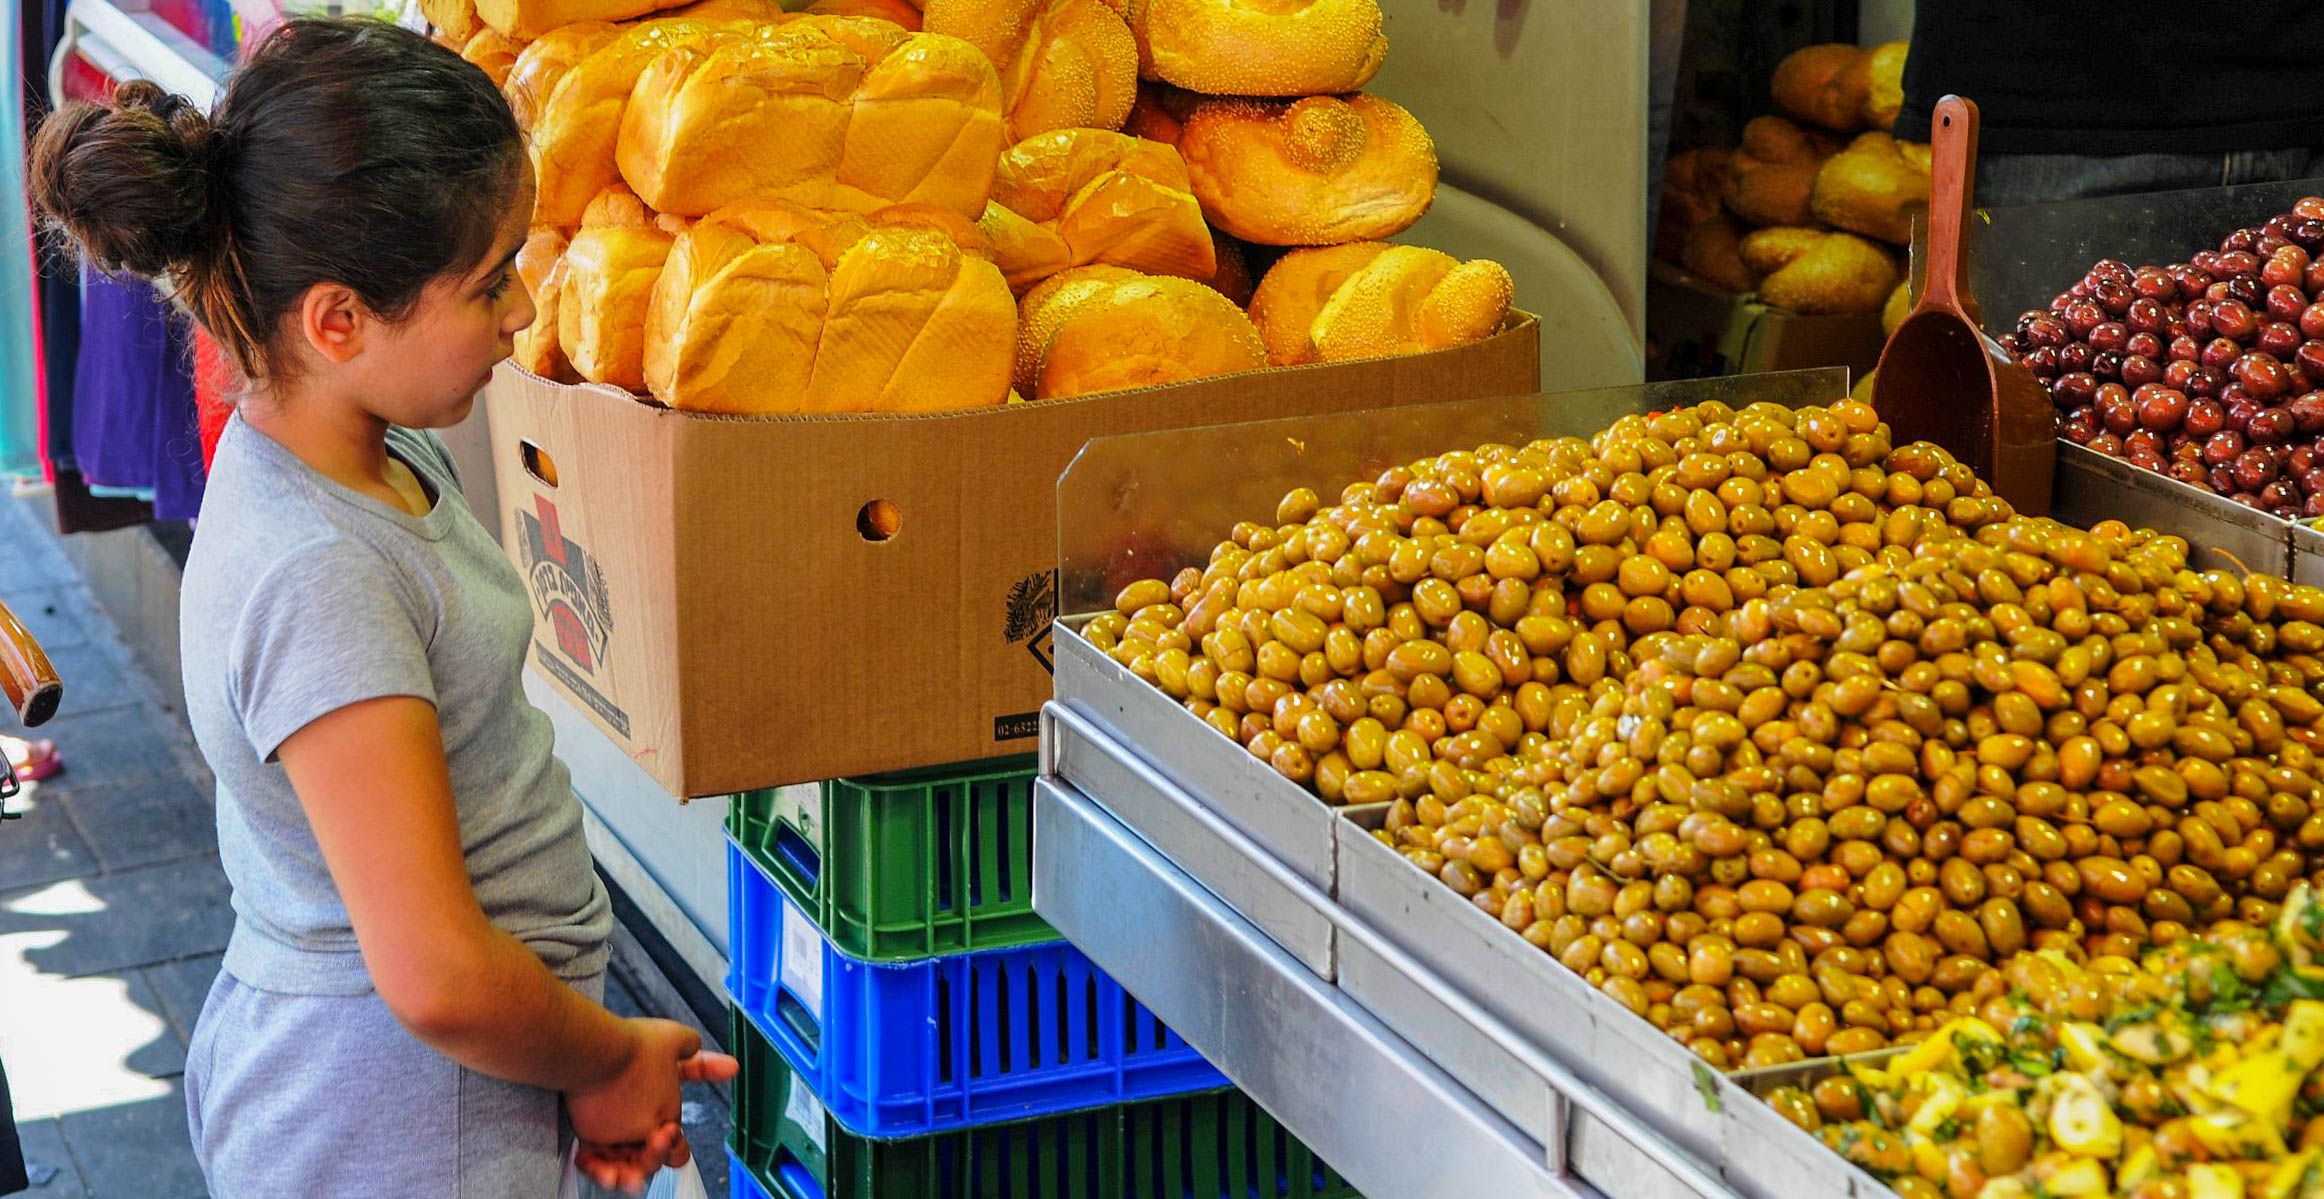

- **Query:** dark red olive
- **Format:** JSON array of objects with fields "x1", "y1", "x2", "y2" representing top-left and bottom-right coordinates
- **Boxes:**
[
  {"x1": 2213, "y1": 300, "x2": 2259, "y2": 341},
  {"x1": 2291, "y1": 445, "x2": 2320, "y2": 476},
  {"x1": 2052, "y1": 371, "x2": 2100, "y2": 407},
  {"x1": 2172, "y1": 460, "x2": 2211, "y2": 487},
  {"x1": 2204, "y1": 337, "x2": 2246, "y2": 369},
  {"x1": 2186, "y1": 399, "x2": 2228, "y2": 437},
  {"x1": 2204, "y1": 430, "x2": 2247, "y2": 465},
  {"x1": 2064, "y1": 299, "x2": 2106, "y2": 336},
  {"x1": 2306, "y1": 466, "x2": 2324, "y2": 497},
  {"x1": 2021, "y1": 346, "x2": 2061, "y2": 378},
  {"x1": 2135, "y1": 386, "x2": 2189, "y2": 432},
  {"x1": 2091, "y1": 432, "x2": 2126, "y2": 457},
  {"x1": 2264, "y1": 322, "x2": 2307, "y2": 358},
  {"x1": 2134, "y1": 268, "x2": 2177, "y2": 300},
  {"x1": 2268, "y1": 248, "x2": 2314, "y2": 289},
  {"x1": 2236, "y1": 352, "x2": 2294, "y2": 400},
  {"x1": 2187, "y1": 299, "x2": 2217, "y2": 338},
  {"x1": 2126, "y1": 331, "x2": 2165, "y2": 360},
  {"x1": 2121, "y1": 354, "x2": 2162, "y2": 387},
  {"x1": 2087, "y1": 322, "x2": 2129, "y2": 352},
  {"x1": 2061, "y1": 342, "x2": 2098, "y2": 373},
  {"x1": 2092, "y1": 350, "x2": 2125, "y2": 379},
  {"x1": 2226, "y1": 390, "x2": 2260, "y2": 419},
  {"x1": 2250, "y1": 407, "x2": 2297, "y2": 444},
  {"x1": 2094, "y1": 281, "x2": 2135, "y2": 314},
  {"x1": 2025, "y1": 314, "x2": 2069, "y2": 347},
  {"x1": 2187, "y1": 366, "x2": 2225, "y2": 397},
  {"x1": 2236, "y1": 447, "x2": 2282, "y2": 491},
  {"x1": 2061, "y1": 412, "x2": 2098, "y2": 443},
  {"x1": 2229, "y1": 276, "x2": 2268, "y2": 308},
  {"x1": 2211, "y1": 466, "x2": 2240, "y2": 494},
  {"x1": 2271, "y1": 284, "x2": 2312, "y2": 320},
  {"x1": 2290, "y1": 391, "x2": 2324, "y2": 434},
  {"x1": 2298, "y1": 217, "x2": 2324, "y2": 249},
  {"x1": 2177, "y1": 264, "x2": 2218, "y2": 299},
  {"x1": 2220, "y1": 250, "x2": 2263, "y2": 276},
  {"x1": 2126, "y1": 429, "x2": 2166, "y2": 460}
]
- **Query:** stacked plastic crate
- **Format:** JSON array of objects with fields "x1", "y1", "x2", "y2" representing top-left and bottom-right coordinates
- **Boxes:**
[{"x1": 722, "y1": 757, "x2": 1364, "y2": 1199}]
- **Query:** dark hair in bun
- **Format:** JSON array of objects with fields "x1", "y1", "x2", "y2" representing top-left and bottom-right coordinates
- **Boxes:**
[{"x1": 29, "y1": 17, "x2": 524, "y2": 383}]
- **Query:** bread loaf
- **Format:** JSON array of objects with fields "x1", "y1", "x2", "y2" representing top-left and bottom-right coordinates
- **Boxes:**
[
  {"x1": 513, "y1": 228, "x2": 575, "y2": 381},
  {"x1": 990, "y1": 129, "x2": 1214, "y2": 285},
  {"x1": 1720, "y1": 115, "x2": 1837, "y2": 229},
  {"x1": 530, "y1": 19, "x2": 730, "y2": 227},
  {"x1": 976, "y1": 201, "x2": 1073, "y2": 291},
  {"x1": 460, "y1": 28, "x2": 522, "y2": 85},
  {"x1": 1772, "y1": 41, "x2": 1910, "y2": 133},
  {"x1": 805, "y1": 0, "x2": 922, "y2": 26},
  {"x1": 1742, "y1": 227, "x2": 1898, "y2": 315},
  {"x1": 1250, "y1": 241, "x2": 1509, "y2": 365},
  {"x1": 1016, "y1": 266, "x2": 1265, "y2": 399},
  {"x1": 645, "y1": 204, "x2": 1012, "y2": 412},
  {"x1": 1178, "y1": 94, "x2": 1436, "y2": 246},
  {"x1": 477, "y1": 0, "x2": 692, "y2": 42},
  {"x1": 558, "y1": 188, "x2": 678, "y2": 391},
  {"x1": 503, "y1": 21, "x2": 618, "y2": 133},
  {"x1": 1810, "y1": 131, "x2": 1930, "y2": 245},
  {"x1": 1127, "y1": 0, "x2": 1384, "y2": 97},
  {"x1": 616, "y1": 20, "x2": 1005, "y2": 219},
  {"x1": 423, "y1": 0, "x2": 482, "y2": 45},
  {"x1": 922, "y1": 0, "x2": 1137, "y2": 140}
]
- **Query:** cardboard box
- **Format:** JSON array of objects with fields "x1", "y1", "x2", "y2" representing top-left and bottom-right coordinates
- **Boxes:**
[
  {"x1": 487, "y1": 317, "x2": 1541, "y2": 797},
  {"x1": 1646, "y1": 261, "x2": 1886, "y2": 382}
]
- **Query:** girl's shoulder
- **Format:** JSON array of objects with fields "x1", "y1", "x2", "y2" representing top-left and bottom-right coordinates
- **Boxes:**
[{"x1": 386, "y1": 426, "x2": 464, "y2": 498}]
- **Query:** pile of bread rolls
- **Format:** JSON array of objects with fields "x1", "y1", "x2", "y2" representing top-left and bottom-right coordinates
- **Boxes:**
[
  {"x1": 426, "y1": 0, "x2": 1516, "y2": 415},
  {"x1": 1658, "y1": 40, "x2": 1925, "y2": 317}
]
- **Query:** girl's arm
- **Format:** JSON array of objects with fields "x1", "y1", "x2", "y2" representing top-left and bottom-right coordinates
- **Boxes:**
[{"x1": 276, "y1": 694, "x2": 726, "y2": 1148}]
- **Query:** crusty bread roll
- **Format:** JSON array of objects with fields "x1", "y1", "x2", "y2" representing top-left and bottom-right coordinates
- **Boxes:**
[
  {"x1": 617, "y1": 21, "x2": 1005, "y2": 219},
  {"x1": 923, "y1": 0, "x2": 1137, "y2": 140},
  {"x1": 1179, "y1": 93, "x2": 1436, "y2": 246},
  {"x1": 460, "y1": 28, "x2": 522, "y2": 86},
  {"x1": 1016, "y1": 266, "x2": 1265, "y2": 399},
  {"x1": 1720, "y1": 115, "x2": 1837, "y2": 229},
  {"x1": 805, "y1": 0, "x2": 921, "y2": 26},
  {"x1": 1680, "y1": 214, "x2": 1755, "y2": 294},
  {"x1": 1128, "y1": 0, "x2": 1384, "y2": 97},
  {"x1": 513, "y1": 228, "x2": 575, "y2": 381},
  {"x1": 424, "y1": 0, "x2": 482, "y2": 45},
  {"x1": 531, "y1": 19, "x2": 730, "y2": 227},
  {"x1": 1770, "y1": 43, "x2": 1867, "y2": 133},
  {"x1": 1810, "y1": 131, "x2": 1930, "y2": 245},
  {"x1": 1247, "y1": 240, "x2": 1383, "y2": 365},
  {"x1": 1251, "y1": 242, "x2": 1510, "y2": 365},
  {"x1": 559, "y1": 188, "x2": 678, "y2": 391},
  {"x1": 805, "y1": 226, "x2": 1015, "y2": 411},
  {"x1": 1742, "y1": 227, "x2": 1898, "y2": 315},
  {"x1": 503, "y1": 21, "x2": 618, "y2": 133},
  {"x1": 976, "y1": 201, "x2": 1073, "y2": 291},
  {"x1": 477, "y1": 0, "x2": 691, "y2": 41},
  {"x1": 991, "y1": 129, "x2": 1214, "y2": 284},
  {"x1": 1856, "y1": 41, "x2": 1908, "y2": 132},
  {"x1": 645, "y1": 205, "x2": 1012, "y2": 412}
]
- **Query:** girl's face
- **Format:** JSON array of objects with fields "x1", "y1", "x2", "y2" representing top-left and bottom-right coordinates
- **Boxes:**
[{"x1": 353, "y1": 173, "x2": 537, "y2": 430}]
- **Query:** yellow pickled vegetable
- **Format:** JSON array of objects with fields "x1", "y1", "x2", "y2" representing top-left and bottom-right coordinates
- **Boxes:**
[
  {"x1": 2191, "y1": 1163, "x2": 2248, "y2": 1199},
  {"x1": 2209, "y1": 1051, "x2": 2305, "y2": 1124},
  {"x1": 2046, "y1": 1074, "x2": 2123, "y2": 1158}
]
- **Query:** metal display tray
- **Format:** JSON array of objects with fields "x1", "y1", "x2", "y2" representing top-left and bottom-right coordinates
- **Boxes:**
[
  {"x1": 2292, "y1": 523, "x2": 2324, "y2": 587},
  {"x1": 1035, "y1": 709, "x2": 1885, "y2": 1199},
  {"x1": 2052, "y1": 440, "x2": 2291, "y2": 576}
]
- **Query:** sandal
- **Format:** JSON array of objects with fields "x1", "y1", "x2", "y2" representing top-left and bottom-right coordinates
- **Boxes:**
[{"x1": 3, "y1": 736, "x2": 62, "y2": 783}]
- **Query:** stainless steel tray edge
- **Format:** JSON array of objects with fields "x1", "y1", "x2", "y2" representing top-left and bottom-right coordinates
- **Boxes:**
[
  {"x1": 2291, "y1": 522, "x2": 2324, "y2": 587},
  {"x1": 1030, "y1": 776, "x2": 1575, "y2": 1199},
  {"x1": 2051, "y1": 441, "x2": 2293, "y2": 576},
  {"x1": 1040, "y1": 702, "x2": 1340, "y2": 978}
]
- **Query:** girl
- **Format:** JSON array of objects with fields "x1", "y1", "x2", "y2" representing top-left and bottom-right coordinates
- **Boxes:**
[{"x1": 30, "y1": 18, "x2": 733, "y2": 1195}]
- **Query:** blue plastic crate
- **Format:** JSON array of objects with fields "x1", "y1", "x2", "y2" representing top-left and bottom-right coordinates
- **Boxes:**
[
  {"x1": 731, "y1": 1149, "x2": 774, "y2": 1199},
  {"x1": 726, "y1": 842, "x2": 1228, "y2": 1137}
]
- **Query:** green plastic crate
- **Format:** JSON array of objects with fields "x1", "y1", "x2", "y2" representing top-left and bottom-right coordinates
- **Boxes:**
[
  {"x1": 728, "y1": 1011, "x2": 1362, "y2": 1199},
  {"x1": 726, "y1": 756, "x2": 1053, "y2": 962}
]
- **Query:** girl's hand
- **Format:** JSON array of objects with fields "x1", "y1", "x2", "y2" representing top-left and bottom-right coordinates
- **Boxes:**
[{"x1": 567, "y1": 1019, "x2": 741, "y2": 1188}]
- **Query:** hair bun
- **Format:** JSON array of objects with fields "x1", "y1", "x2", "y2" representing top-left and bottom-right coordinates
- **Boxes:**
[{"x1": 30, "y1": 79, "x2": 227, "y2": 280}]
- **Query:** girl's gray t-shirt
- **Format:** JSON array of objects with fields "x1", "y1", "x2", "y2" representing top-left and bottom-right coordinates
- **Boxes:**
[{"x1": 181, "y1": 415, "x2": 611, "y2": 996}]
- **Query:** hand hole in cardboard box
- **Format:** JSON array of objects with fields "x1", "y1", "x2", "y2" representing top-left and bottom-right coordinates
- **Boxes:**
[
  {"x1": 857, "y1": 500, "x2": 900, "y2": 542},
  {"x1": 520, "y1": 440, "x2": 559, "y2": 488}
]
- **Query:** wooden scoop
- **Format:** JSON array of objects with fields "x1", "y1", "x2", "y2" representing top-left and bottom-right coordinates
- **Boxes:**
[
  {"x1": 0, "y1": 598, "x2": 61, "y2": 728},
  {"x1": 1870, "y1": 95, "x2": 2055, "y2": 516}
]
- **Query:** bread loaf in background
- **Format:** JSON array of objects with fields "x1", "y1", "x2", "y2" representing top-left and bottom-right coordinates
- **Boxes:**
[
  {"x1": 1125, "y1": 0, "x2": 1384, "y2": 97},
  {"x1": 1016, "y1": 266, "x2": 1265, "y2": 399},
  {"x1": 616, "y1": 19, "x2": 1005, "y2": 219},
  {"x1": 1179, "y1": 94, "x2": 1436, "y2": 246},
  {"x1": 989, "y1": 129, "x2": 1214, "y2": 286},
  {"x1": 1250, "y1": 241, "x2": 1511, "y2": 366},
  {"x1": 923, "y1": 0, "x2": 1137, "y2": 140},
  {"x1": 477, "y1": 0, "x2": 692, "y2": 41}
]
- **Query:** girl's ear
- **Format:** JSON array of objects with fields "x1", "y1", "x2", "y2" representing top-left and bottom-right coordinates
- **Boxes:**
[{"x1": 297, "y1": 281, "x2": 369, "y2": 365}]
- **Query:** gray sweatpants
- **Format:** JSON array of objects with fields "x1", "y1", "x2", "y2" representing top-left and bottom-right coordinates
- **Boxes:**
[{"x1": 185, "y1": 968, "x2": 605, "y2": 1198}]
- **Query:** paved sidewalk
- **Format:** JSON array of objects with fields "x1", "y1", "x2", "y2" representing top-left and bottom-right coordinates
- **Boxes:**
[{"x1": 0, "y1": 497, "x2": 728, "y2": 1198}]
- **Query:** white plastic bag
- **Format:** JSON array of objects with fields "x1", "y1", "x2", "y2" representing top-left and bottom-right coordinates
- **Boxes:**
[{"x1": 561, "y1": 1145, "x2": 709, "y2": 1199}]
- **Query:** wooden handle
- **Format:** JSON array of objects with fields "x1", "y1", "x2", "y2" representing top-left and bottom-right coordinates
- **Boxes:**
[
  {"x1": 1920, "y1": 94, "x2": 1981, "y2": 323},
  {"x1": 0, "y1": 598, "x2": 62, "y2": 728}
]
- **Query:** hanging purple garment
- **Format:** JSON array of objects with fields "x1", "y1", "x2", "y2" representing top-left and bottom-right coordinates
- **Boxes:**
[{"x1": 73, "y1": 266, "x2": 206, "y2": 521}]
